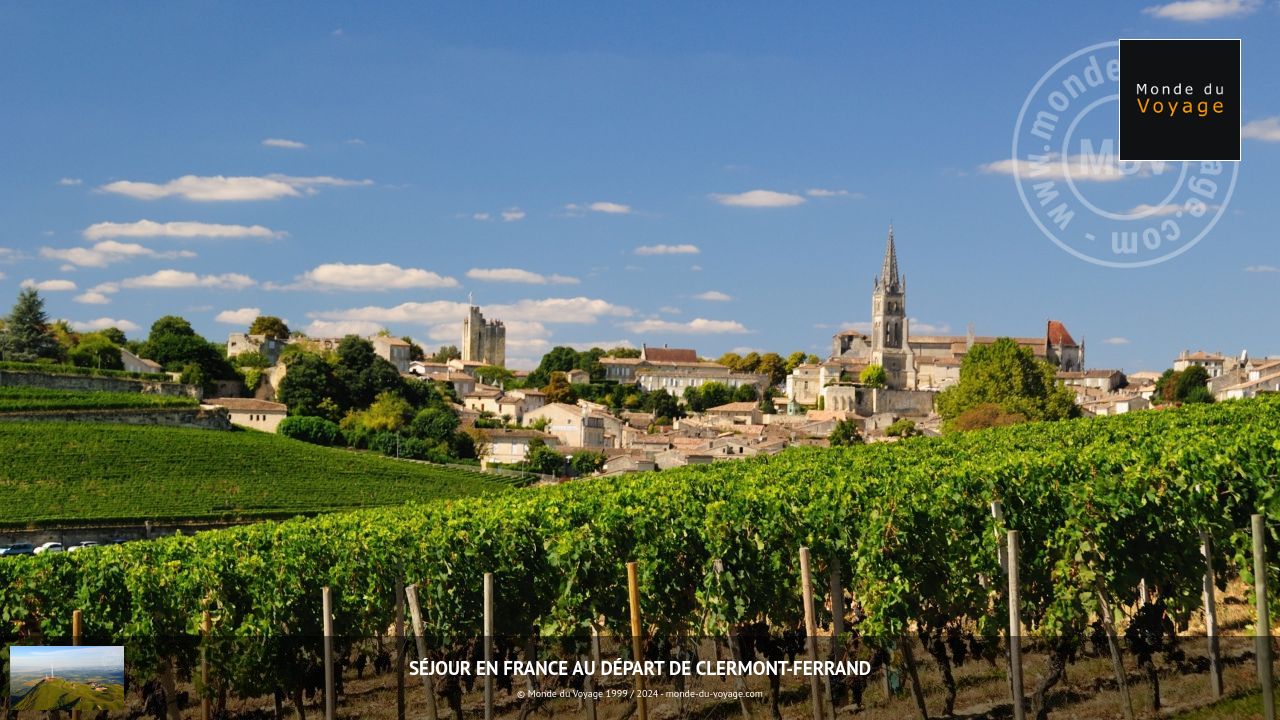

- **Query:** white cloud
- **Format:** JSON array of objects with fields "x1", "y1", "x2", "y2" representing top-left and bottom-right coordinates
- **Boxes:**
[
  {"x1": 0, "y1": 248, "x2": 24, "y2": 263},
  {"x1": 99, "y1": 174, "x2": 372, "y2": 201},
  {"x1": 501, "y1": 207, "x2": 526, "y2": 222},
  {"x1": 635, "y1": 244, "x2": 700, "y2": 256},
  {"x1": 1245, "y1": 265, "x2": 1279, "y2": 273},
  {"x1": 279, "y1": 263, "x2": 459, "y2": 291},
  {"x1": 466, "y1": 268, "x2": 579, "y2": 285},
  {"x1": 1103, "y1": 337, "x2": 1132, "y2": 345},
  {"x1": 310, "y1": 297, "x2": 632, "y2": 327},
  {"x1": 694, "y1": 290, "x2": 732, "y2": 301},
  {"x1": 20, "y1": 278, "x2": 77, "y2": 292},
  {"x1": 472, "y1": 212, "x2": 492, "y2": 221},
  {"x1": 41, "y1": 241, "x2": 197, "y2": 268},
  {"x1": 59, "y1": 177, "x2": 82, "y2": 186},
  {"x1": 215, "y1": 307, "x2": 263, "y2": 325},
  {"x1": 566, "y1": 339, "x2": 635, "y2": 351},
  {"x1": 1242, "y1": 117, "x2": 1280, "y2": 142},
  {"x1": 303, "y1": 319, "x2": 385, "y2": 337},
  {"x1": 73, "y1": 291, "x2": 111, "y2": 305},
  {"x1": 1143, "y1": 0, "x2": 1259, "y2": 21},
  {"x1": 345, "y1": 138, "x2": 366, "y2": 145},
  {"x1": 658, "y1": 306, "x2": 681, "y2": 315},
  {"x1": 589, "y1": 201, "x2": 632, "y2": 215},
  {"x1": 620, "y1": 318, "x2": 749, "y2": 334},
  {"x1": 262, "y1": 138, "x2": 307, "y2": 149},
  {"x1": 980, "y1": 154, "x2": 1171, "y2": 183},
  {"x1": 711, "y1": 189, "x2": 806, "y2": 208},
  {"x1": 122, "y1": 270, "x2": 255, "y2": 290},
  {"x1": 83, "y1": 219, "x2": 282, "y2": 241},
  {"x1": 805, "y1": 188, "x2": 864, "y2": 199},
  {"x1": 69, "y1": 317, "x2": 140, "y2": 332}
]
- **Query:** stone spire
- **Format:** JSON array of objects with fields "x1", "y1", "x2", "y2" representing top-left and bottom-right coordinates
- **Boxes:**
[{"x1": 877, "y1": 224, "x2": 901, "y2": 292}]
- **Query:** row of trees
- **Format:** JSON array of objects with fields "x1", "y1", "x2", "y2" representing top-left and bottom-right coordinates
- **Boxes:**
[{"x1": 715, "y1": 350, "x2": 821, "y2": 386}]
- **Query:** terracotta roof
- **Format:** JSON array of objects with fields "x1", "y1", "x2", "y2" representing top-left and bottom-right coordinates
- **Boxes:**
[
  {"x1": 1046, "y1": 320, "x2": 1076, "y2": 346},
  {"x1": 1180, "y1": 351, "x2": 1226, "y2": 361},
  {"x1": 706, "y1": 402, "x2": 760, "y2": 413},
  {"x1": 208, "y1": 397, "x2": 287, "y2": 412},
  {"x1": 641, "y1": 346, "x2": 699, "y2": 363},
  {"x1": 479, "y1": 428, "x2": 557, "y2": 440}
]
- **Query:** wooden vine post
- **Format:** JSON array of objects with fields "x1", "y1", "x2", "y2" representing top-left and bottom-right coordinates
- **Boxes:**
[
  {"x1": 1254, "y1": 514, "x2": 1275, "y2": 720},
  {"x1": 483, "y1": 572, "x2": 495, "y2": 720},
  {"x1": 395, "y1": 580, "x2": 406, "y2": 720},
  {"x1": 1201, "y1": 531, "x2": 1222, "y2": 699},
  {"x1": 404, "y1": 584, "x2": 439, "y2": 720},
  {"x1": 798, "y1": 547, "x2": 824, "y2": 720},
  {"x1": 1093, "y1": 581, "x2": 1136, "y2": 720},
  {"x1": 323, "y1": 586, "x2": 335, "y2": 720},
  {"x1": 72, "y1": 610, "x2": 83, "y2": 720},
  {"x1": 1006, "y1": 530, "x2": 1025, "y2": 720},
  {"x1": 626, "y1": 561, "x2": 649, "y2": 720},
  {"x1": 201, "y1": 609, "x2": 212, "y2": 720}
]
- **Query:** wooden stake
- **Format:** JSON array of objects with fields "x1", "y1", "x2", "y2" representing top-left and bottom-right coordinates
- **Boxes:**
[
  {"x1": 201, "y1": 610, "x2": 212, "y2": 720},
  {"x1": 798, "y1": 547, "x2": 824, "y2": 720},
  {"x1": 484, "y1": 572, "x2": 495, "y2": 720},
  {"x1": 826, "y1": 559, "x2": 841, "y2": 718},
  {"x1": 1007, "y1": 530, "x2": 1025, "y2": 720},
  {"x1": 323, "y1": 587, "x2": 335, "y2": 720},
  {"x1": 72, "y1": 610, "x2": 82, "y2": 720},
  {"x1": 1094, "y1": 581, "x2": 1136, "y2": 720},
  {"x1": 1254, "y1": 514, "x2": 1275, "y2": 720},
  {"x1": 714, "y1": 559, "x2": 754, "y2": 720},
  {"x1": 627, "y1": 561, "x2": 649, "y2": 720},
  {"x1": 1201, "y1": 531, "x2": 1222, "y2": 699},
  {"x1": 404, "y1": 584, "x2": 439, "y2": 720},
  {"x1": 584, "y1": 624, "x2": 599, "y2": 720},
  {"x1": 900, "y1": 635, "x2": 928, "y2": 720},
  {"x1": 395, "y1": 582, "x2": 406, "y2": 720}
]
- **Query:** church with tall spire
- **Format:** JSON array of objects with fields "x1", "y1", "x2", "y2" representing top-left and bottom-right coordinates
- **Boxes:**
[{"x1": 869, "y1": 225, "x2": 916, "y2": 389}]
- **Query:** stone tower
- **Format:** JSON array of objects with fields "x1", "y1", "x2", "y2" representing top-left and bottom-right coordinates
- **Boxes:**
[
  {"x1": 869, "y1": 225, "x2": 914, "y2": 390},
  {"x1": 461, "y1": 303, "x2": 506, "y2": 367}
]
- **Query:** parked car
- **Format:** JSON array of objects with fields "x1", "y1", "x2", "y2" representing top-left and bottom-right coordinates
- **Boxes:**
[
  {"x1": 33, "y1": 542, "x2": 64, "y2": 555},
  {"x1": 68, "y1": 541, "x2": 100, "y2": 553},
  {"x1": 0, "y1": 543, "x2": 35, "y2": 556}
]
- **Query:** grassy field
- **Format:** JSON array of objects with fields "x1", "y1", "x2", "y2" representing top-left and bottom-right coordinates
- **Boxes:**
[
  {"x1": 12, "y1": 677, "x2": 125, "y2": 712},
  {"x1": 0, "y1": 386, "x2": 198, "y2": 412},
  {"x1": 0, "y1": 422, "x2": 513, "y2": 527}
]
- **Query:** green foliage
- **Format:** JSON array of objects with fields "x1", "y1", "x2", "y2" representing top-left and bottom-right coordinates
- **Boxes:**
[
  {"x1": 247, "y1": 315, "x2": 290, "y2": 339},
  {"x1": 0, "y1": 360, "x2": 165, "y2": 381},
  {"x1": 569, "y1": 450, "x2": 606, "y2": 476},
  {"x1": 335, "y1": 336, "x2": 403, "y2": 408},
  {"x1": 475, "y1": 364, "x2": 514, "y2": 386},
  {"x1": 141, "y1": 315, "x2": 236, "y2": 389},
  {"x1": 277, "y1": 415, "x2": 345, "y2": 446},
  {"x1": 542, "y1": 372, "x2": 577, "y2": 404},
  {"x1": 1155, "y1": 366, "x2": 1214, "y2": 405},
  {"x1": 230, "y1": 351, "x2": 270, "y2": 369},
  {"x1": 0, "y1": 387, "x2": 196, "y2": 412},
  {"x1": 645, "y1": 389, "x2": 684, "y2": 422},
  {"x1": 524, "y1": 438, "x2": 564, "y2": 475},
  {"x1": 410, "y1": 406, "x2": 460, "y2": 443},
  {"x1": 0, "y1": 422, "x2": 507, "y2": 526},
  {"x1": 67, "y1": 332, "x2": 124, "y2": 371},
  {"x1": 732, "y1": 384, "x2": 758, "y2": 402},
  {"x1": 827, "y1": 418, "x2": 863, "y2": 446},
  {"x1": 859, "y1": 364, "x2": 887, "y2": 389},
  {"x1": 4, "y1": 397, "x2": 1280, "y2": 705},
  {"x1": 0, "y1": 288, "x2": 60, "y2": 362},
  {"x1": 949, "y1": 403, "x2": 1027, "y2": 431},
  {"x1": 936, "y1": 338, "x2": 1078, "y2": 431},
  {"x1": 427, "y1": 344, "x2": 461, "y2": 363},
  {"x1": 684, "y1": 381, "x2": 733, "y2": 412},
  {"x1": 884, "y1": 418, "x2": 920, "y2": 437},
  {"x1": 277, "y1": 352, "x2": 343, "y2": 420}
]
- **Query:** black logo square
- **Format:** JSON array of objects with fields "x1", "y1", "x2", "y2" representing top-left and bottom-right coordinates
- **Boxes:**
[{"x1": 1119, "y1": 39, "x2": 1240, "y2": 161}]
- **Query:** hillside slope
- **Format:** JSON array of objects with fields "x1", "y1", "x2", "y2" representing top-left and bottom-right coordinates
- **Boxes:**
[
  {"x1": 0, "y1": 423, "x2": 511, "y2": 527},
  {"x1": 12, "y1": 677, "x2": 125, "y2": 712}
]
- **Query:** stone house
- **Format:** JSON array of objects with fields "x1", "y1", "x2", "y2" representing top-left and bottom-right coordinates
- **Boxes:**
[
  {"x1": 208, "y1": 397, "x2": 288, "y2": 432},
  {"x1": 478, "y1": 428, "x2": 558, "y2": 466}
]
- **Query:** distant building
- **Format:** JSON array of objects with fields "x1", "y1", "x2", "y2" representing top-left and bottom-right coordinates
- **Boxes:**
[
  {"x1": 208, "y1": 397, "x2": 288, "y2": 432},
  {"x1": 524, "y1": 402, "x2": 609, "y2": 449},
  {"x1": 461, "y1": 304, "x2": 506, "y2": 367},
  {"x1": 478, "y1": 428, "x2": 558, "y2": 466},
  {"x1": 119, "y1": 348, "x2": 163, "y2": 374},
  {"x1": 1173, "y1": 350, "x2": 1234, "y2": 378},
  {"x1": 227, "y1": 333, "x2": 288, "y2": 365},
  {"x1": 601, "y1": 345, "x2": 768, "y2": 395},
  {"x1": 371, "y1": 335, "x2": 412, "y2": 373}
]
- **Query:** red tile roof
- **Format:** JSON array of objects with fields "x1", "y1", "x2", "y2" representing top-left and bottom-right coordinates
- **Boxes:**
[
  {"x1": 1047, "y1": 320, "x2": 1076, "y2": 347},
  {"x1": 641, "y1": 346, "x2": 699, "y2": 363}
]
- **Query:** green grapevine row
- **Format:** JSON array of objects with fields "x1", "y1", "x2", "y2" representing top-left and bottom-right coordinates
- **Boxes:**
[{"x1": 2, "y1": 397, "x2": 1279, "y2": 713}]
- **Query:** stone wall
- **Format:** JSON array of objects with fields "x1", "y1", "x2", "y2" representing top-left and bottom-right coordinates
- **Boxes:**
[
  {"x1": 0, "y1": 405, "x2": 231, "y2": 430},
  {"x1": 0, "y1": 518, "x2": 261, "y2": 548},
  {"x1": 0, "y1": 369, "x2": 200, "y2": 398},
  {"x1": 869, "y1": 388, "x2": 936, "y2": 416}
]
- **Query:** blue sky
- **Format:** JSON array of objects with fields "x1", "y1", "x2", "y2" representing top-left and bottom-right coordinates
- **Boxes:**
[
  {"x1": 0, "y1": 2, "x2": 1276, "y2": 370},
  {"x1": 10, "y1": 645, "x2": 123, "y2": 672}
]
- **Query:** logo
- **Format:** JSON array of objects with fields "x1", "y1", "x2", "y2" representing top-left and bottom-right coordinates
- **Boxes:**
[{"x1": 1011, "y1": 41, "x2": 1238, "y2": 268}]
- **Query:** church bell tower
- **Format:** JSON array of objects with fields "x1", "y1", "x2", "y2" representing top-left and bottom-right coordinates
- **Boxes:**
[{"x1": 869, "y1": 225, "x2": 913, "y2": 389}]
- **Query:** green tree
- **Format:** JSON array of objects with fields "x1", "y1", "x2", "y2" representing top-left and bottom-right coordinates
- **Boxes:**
[
  {"x1": 757, "y1": 352, "x2": 787, "y2": 386},
  {"x1": 828, "y1": 418, "x2": 864, "y2": 446},
  {"x1": 885, "y1": 418, "x2": 920, "y2": 437},
  {"x1": 142, "y1": 315, "x2": 237, "y2": 388},
  {"x1": 354, "y1": 391, "x2": 415, "y2": 432},
  {"x1": 67, "y1": 332, "x2": 124, "y2": 370},
  {"x1": 524, "y1": 439, "x2": 565, "y2": 476},
  {"x1": 646, "y1": 389, "x2": 685, "y2": 422},
  {"x1": 528, "y1": 346, "x2": 579, "y2": 387},
  {"x1": 278, "y1": 352, "x2": 344, "y2": 420},
  {"x1": 0, "y1": 288, "x2": 60, "y2": 361},
  {"x1": 475, "y1": 365, "x2": 515, "y2": 386},
  {"x1": 935, "y1": 338, "x2": 1079, "y2": 431},
  {"x1": 410, "y1": 406, "x2": 460, "y2": 443},
  {"x1": 732, "y1": 384, "x2": 758, "y2": 402},
  {"x1": 248, "y1": 315, "x2": 290, "y2": 339},
  {"x1": 230, "y1": 350, "x2": 270, "y2": 369},
  {"x1": 335, "y1": 335, "x2": 404, "y2": 408},
  {"x1": 99, "y1": 327, "x2": 128, "y2": 346},
  {"x1": 543, "y1": 371, "x2": 578, "y2": 404},
  {"x1": 1175, "y1": 365, "x2": 1213, "y2": 403},
  {"x1": 684, "y1": 381, "x2": 732, "y2": 412},
  {"x1": 570, "y1": 450, "x2": 606, "y2": 476},
  {"x1": 785, "y1": 351, "x2": 808, "y2": 374},
  {"x1": 401, "y1": 336, "x2": 425, "y2": 362},
  {"x1": 860, "y1": 364, "x2": 887, "y2": 389},
  {"x1": 428, "y1": 345, "x2": 461, "y2": 363}
]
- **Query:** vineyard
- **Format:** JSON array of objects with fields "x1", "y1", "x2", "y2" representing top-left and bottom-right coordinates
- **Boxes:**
[
  {"x1": 0, "y1": 360, "x2": 168, "y2": 381},
  {"x1": 3, "y1": 397, "x2": 1280, "y2": 719},
  {"x1": 0, "y1": 386, "x2": 198, "y2": 412},
  {"x1": 0, "y1": 423, "x2": 512, "y2": 527}
]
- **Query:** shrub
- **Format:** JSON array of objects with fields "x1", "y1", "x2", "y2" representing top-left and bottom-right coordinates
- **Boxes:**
[
  {"x1": 885, "y1": 418, "x2": 920, "y2": 437},
  {"x1": 278, "y1": 416, "x2": 345, "y2": 446}
]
